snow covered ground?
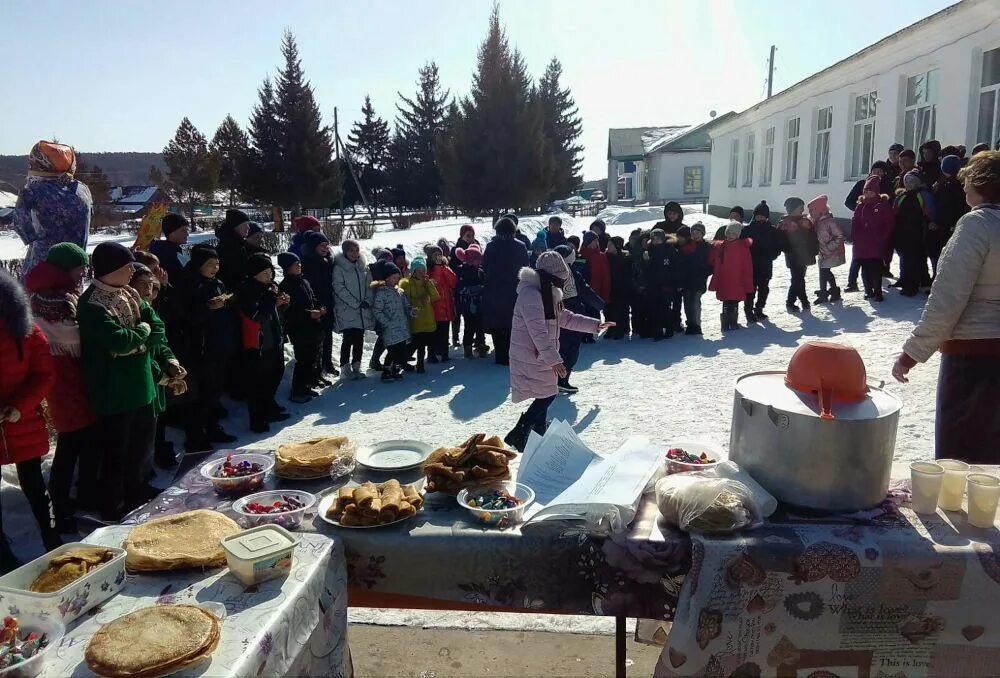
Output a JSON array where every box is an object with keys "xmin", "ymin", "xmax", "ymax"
[{"xmin": 0, "ymin": 205, "xmax": 939, "ymax": 635}]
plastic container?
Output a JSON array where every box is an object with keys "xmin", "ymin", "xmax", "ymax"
[
  {"xmin": 201, "ymin": 454, "xmax": 274, "ymax": 496},
  {"xmin": 0, "ymin": 543, "xmax": 126, "ymax": 625},
  {"xmin": 967, "ymin": 473, "xmax": 1000, "ymax": 528},
  {"xmin": 221, "ymin": 525, "xmax": 299, "ymax": 586},
  {"xmin": 457, "ymin": 481, "xmax": 535, "ymax": 528},
  {"xmin": 665, "ymin": 441, "xmax": 723, "ymax": 475},
  {"xmin": 910, "ymin": 461, "xmax": 944, "ymax": 514},
  {"xmin": 232, "ymin": 490, "xmax": 316, "ymax": 530},
  {"xmin": 0, "ymin": 615, "xmax": 65, "ymax": 678}
]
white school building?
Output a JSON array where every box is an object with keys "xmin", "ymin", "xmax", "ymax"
[{"xmin": 707, "ymin": 0, "xmax": 1000, "ymax": 221}]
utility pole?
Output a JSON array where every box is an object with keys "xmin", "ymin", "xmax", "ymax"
[
  {"xmin": 334, "ymin": 107, "xmax": 343, "ymax": 221},
  {"xmin": 767, "ymin": 45, "xmax": 776, "ymax": 99}
]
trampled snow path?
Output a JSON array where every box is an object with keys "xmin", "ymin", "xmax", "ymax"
[{"xmin": 0, "ymin": 206, "xmax": 940, "ymax": 635}]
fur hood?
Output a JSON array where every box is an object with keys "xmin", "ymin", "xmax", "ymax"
[
  {"xmin": 516, "ymin": 267, "xmax": 564, "ymax": 306},
  {"xmin": 0, "ymin": 269, "xmax": 33, "ymax": 338},
  {"xmin": 856, "ymin": 193, "xmax": 890, "ymax": 205},
  {"xmin": 333, "ymin": 251, "xmax": 367, "ymax": 269}
]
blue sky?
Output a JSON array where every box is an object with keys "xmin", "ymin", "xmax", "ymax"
[{"xmin": 2, "ymin": 0, "xmax": 955, "ymax": 181}]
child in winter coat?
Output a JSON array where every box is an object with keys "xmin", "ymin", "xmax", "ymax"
[
  {"xmin": 893, "ymin": 171, "xmax": 936, "ymax": 296},
  {"xmin": 740, "ymin": 201, "xmax": 781, "ymax": 322},
  {"xmin": 654, "ymin": 201, "xmax": 685, "ymax": 235},
  {"xmin": 642, "ymin": 228, "xmax": 676, "ymax": 340},
  {"xmin": 579, "ymin": 231, "xmax": 611, "ymax": 303},
  {"xmin": 239, "ymin": 254, "xmax": 290, "ymax": 433},
  {"xmin": 301, "ymin": 231, "xmax": 336, "ymax": 380},
  {"xmin": 0, "ymin": 269, "xmax": 59, "ymax": 562},
  {"xmin": 625, "ymin": 229, "xmax": 648, "ymax": 337},
  {"xmin": 672, "ymin": 225, "xmax": 712, "ymax": 334},
  {"xmin": 929, "ymin": 155, "xmax": 969, "ymax": 278},
  {"xmin": 851, "ymin": 175, "xmax": 895, "ymax": 302},
  {"xmin": 371, "ymin": 262, "xmax": 413, "ymax": 381},
  {"xmin": 589, "ymin": 219, "xmax": 611, "ymax": 251},
  {"xmin": 529, "ymin": 230, "xmax": 548, "ymax": 268},
  {"xmin": 709, "ymin": 221, "xmax": 755, "ymax": 331},
  {"xmin": 777, "ymin": 197, "xmax": 820, "ymax": 312},
  {"xmin": 333, "ymin": 240, "xmax": 373, "ymax": 379},
  {"xmin": 288, "ymin": 215, "xmax": 322, "ymax": 258},
  {"xmin": 504, "ymin": 252, "xmax": 606, "ymax": 451},
  {"xmin": 455, "ymin": 244, "xmax": 488, "ymax": 358},
  {"xmin": 22, "ymin": 243, "xmax": 97, "ymax": 530},
  {"xmin": 399, "ymin": 257, "xmax": 440, "ymax": 373},
  {"xmin": 808, "ymin": 194, "xmax": 846, "ymax": 303},
  {"xmin": 278, "ymin": 252, "xmax": 325, "ymax": 403},
  {"xmin": 426, "ymin": 246, "xmax": 457, "ymax": 362},
  {"xmin": 604, "ymin": 236, "xmax": 632, "ymax": 339},
  {"xmin": 78, "ymin": 242, "xmax": 156, "ymax": 521}
]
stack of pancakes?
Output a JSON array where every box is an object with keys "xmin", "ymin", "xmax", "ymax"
[
  {"xmin": 85, "ymin": 605, "xmax": 220, "ymax": 677},
  {"xmin": 275, "ymin": 436, "xmax": 351, "ymax": 479},
  {"xmin": 122, "ymin": 510, "xmax": 240, "ymax": 572},
  {"xmin": 29, "ymin": 547, "xmax": 116, "ymax": 593},
  {"xmin": 423, "ymin": 434, "xmax": 516, "ymax": 494}
]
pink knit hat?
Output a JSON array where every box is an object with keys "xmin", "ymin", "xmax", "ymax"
[
  {"xmin": 807, "ymin": 194, "xmax": 829, "ymax": 215},
  {"xmin": 535, "ymin": 250, "xmax": 570, "ymax": 280},
  {"xmin": 455, "ymin": 244, "xmax": 482, "ymax": 266},
  {"xmin": 863, "ymin": 175, "xmax": 881, "ymax": 194}
]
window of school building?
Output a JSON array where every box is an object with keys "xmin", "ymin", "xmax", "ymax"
[
  {"xmin": 904, "ymin": 69, "xmax": 937, "ymax": 151},
  {"xmin": 743, "ymin": 132, "xmax": 755, "ymax": 187},
  {"xmin": 760, "ymin": 126, "xmax": 775, "ymax": 186},
  {"xmin": 684, "ymin": 166, "xmax": 704, "ymax": 194},
  {"xmin": 977, "ymin": 47, "xmax": 1000, "ymax": 147},
  {"xmin": 850, "ymin": 91, "xmax": 877, "ymax": 179},
  {"xmin": 783, "ymin": 117, "xmax": 800, "ymax": 183},
  {"xmin": 812, "ymin": 106, "xmax": 833, "ymax": 181},
  {"xmin": 728, "ymin": 138, "xmax": 739, "ymax": 188}
]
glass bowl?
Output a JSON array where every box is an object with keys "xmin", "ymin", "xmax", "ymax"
[
  {"xmin": 201, "ymin": 454, "xmax": 274, "ymax": 495},
  {"xmin": 232, "ymin": 490, "xmax": 316, "ymax": 530},
  {"xmin": 457, "ymin": 481, "xmax": 534, "ymax": 528}
]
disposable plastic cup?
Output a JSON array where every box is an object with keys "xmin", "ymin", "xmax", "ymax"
[
  {"xmin": 937, "ymin": 459, "xmax": 970, "ymax": 511},
  {"xmin": 910, "ymin": 462, "xmax": 944, "ymax": 514},
  {"xmin": 966, "ymin": 473, "xmax": 1000, "ymax": 528}
]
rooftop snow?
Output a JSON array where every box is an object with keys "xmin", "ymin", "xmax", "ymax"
[{"xmin": 608, "ymin": 126, "xmax": 690, "ymax": 160}]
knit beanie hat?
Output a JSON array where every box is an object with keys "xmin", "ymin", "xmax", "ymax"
[
  {"xmin": 247, "ymin": 253, "xmax": 274, "ymax": 277},
  {"xmin": 189, "ymin": 245, "xmax": 219, "ymax": 273},
  {"xmin": 870, "ymin": 160, "xmax": 888, "ymax": 172},
  {"xmin": 46, "ymin": 242, "xmax": 88, "ymax": 271},
  {"xmin": 941, "ymin": 155, "xmax": 962, "ymax": 176},
  {"xmin": 410, "ymin": 256, "xmax": 427, "ymax": 273},
  {"xmin": 807, "ymin": 194, "xmax": 829, "ymax": 216},
  {"xmin": 783, "ymin": 197, "xmax": 805, "ymax": 212},
  {"xmin": 609, "ymin": 235, "xmax": 625, "ymax": 251},
  {"xmin": 731, "ymin": 205, "xmax": 746, "ymax": 221},
  {"xmin": 303, "ymin": 230, "xmax": 330, "ymax": 253},
  {"xmin": 554, "ymin": 244, "xmax": 575, "ymax": 265},
  {"xmin": 436, "ymin": 238, "xmax": 451, "ymax": 256},
  {"xmin": 863, "ymin": 175, "xmax": 881, "ymax": 194},
  {"xmin": 676, "ymin": 225, "xmax": 692, "ymax": 240},
  {"xmin": 690, "ymin": 222, "xmax": 706, "ymax": 236},
  {"xmin": 246, "ymin": 221, "xmax": 263, "ymax": 237},
  {"xmin": 724, "ymin": 221, "xmax": 743, "ymax": 239},
  {"xmin": 650, "ymin": 228, "xmax": 667, "ymax": 242},
  {"xmin": 293, "ymin": 215, "xmax": 322, "ymax": 233},
  {"xmin": 590, "ymin": 219, "xmax": 607, "ymax": 234},
  {"xmin": 277, "ymin": 252, "xmax": 300, "ymax": 272},
  {"xmin": 535, "ymin": 250, "xmax": 570, "ymax": 280},
  {"xmin": 664, "ymin": 201, "xmax": 682, "ymax": 217},
  {"xmin": 222, "ymin": 208, "xmax": 250, "ymax": 232},
  {"xmin": 753, "ymin": 201, "xmax": 769, "ymax": 219},
  {"xmin": 374, "ymin": 260, "xmax": 401, "ymax": 281},
  {"xmin": 456, "ymin": 244, "xmax": 482, "ymax": 266},
  {"xmin": 582, "ymin": 231, "xmax": 598, "ymax": 248},
  {"xmin": 129, "ymin": 263, "xmax": 152, "ymax": 285},
  {"xmin": 903, "ymin": 171, "xmax": 923, "ymax": 190},
  {"xmin": 494, "ymin": 217, "xmax": 516, "ymax": 236},
  {"xmin": 390, "ymin": 246, "xmax": 406, "ymax": 261},
  {"xmin": 91, "ymin": 242, "xmax": 135, "ymax": 278},
  {"xmin": 424, "ymin": 245, "xmax": 443, "ymax": 260},
  {"xmin": 889, "ymin": 143, "xmax": 904, "ymax": 153},
  {"xmin": 532, "ymin": 229, "xmax": 548, "ymax": 251},
  {"xmin": 377, "ymin": 249, "xmax": 394, "ymax": 262},
  {"xmin": 502, "ymin": 212, "xmax": 519, "ymax": 225},
  {"xmin": 459, "ymin": 224, "xmax": 475, "ymax": 239},
  {"xmin": 161, "ymin": 213, "xmax": 189, "ymax": 237}
]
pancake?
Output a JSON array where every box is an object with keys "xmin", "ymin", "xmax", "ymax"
[
  {"xmin": 85, "ymin": 605, "xmax": 220, "ymax": 678},
  {"xmin": 29, "ymin": 547, "xmax": 116, "ymax": 593},
  {"xmin": 122, "ymin": 510, "xmax": 240, "ymax": 572},
  {"xmin": 275, "ymin": 436, "xmax": 351, "ymax": 478}
]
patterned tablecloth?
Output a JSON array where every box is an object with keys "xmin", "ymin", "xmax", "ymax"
[
  {"xmin": 655, "ymin": 482, "xmax": 1000, "ymax": 677},
  {"xmin": 129, "ymin": 450, "xmax": 692, "ymax": 622},
  {"xmin": 41, "ymin": 526, "xmax": 352, "ymax": 677}
]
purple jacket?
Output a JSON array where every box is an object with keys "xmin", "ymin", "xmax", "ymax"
[
  {"xmin": 509, "ymin": 268, "xmax": 599, "ymax": 403},
  {"xmin": 851, "ymin": 195, "xmax": 895, "ymax": 260},
  {"xmin": 12, "ymin": 178, "xmax": 92, "ymax": 277}
]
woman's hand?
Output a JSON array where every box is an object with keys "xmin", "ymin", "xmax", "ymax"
[
  {"xmin": 309, "ymin": 309, "xmax": 323, "ymax": 320},
  {"xmin": 598, "ymin": 322, "xmax": 616, "ymax": 331},
  {"xmin": 207, "ymin": 296, "xmax": 226, "ymax": 310},
  {"xmin": 552, "ymin": 363, "xmax": 567, "ymax": 379},
  {"xmin": 892, "ymin": 355, "xmax": 912, "ymax": 383}
]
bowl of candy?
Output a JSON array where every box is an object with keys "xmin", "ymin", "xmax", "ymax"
[
  {"xmin": 232, "ymin": 490, "xmax": 317, "ymax": 530},
  {"xmin": 457, "ymin": 481, "xmax": 534, "ymax": 528},
  {"xmin": 665, "ymin": 441, "xmax": 723, "ymax": 475},
  {"xmin": 201, "ymin": 454, "xmax": 274, "ymax": 495},
  {"xmin": 0, "ymin": 614, "xmax": 64, "ymax": 678}
]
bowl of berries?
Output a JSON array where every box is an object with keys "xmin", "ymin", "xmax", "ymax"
[
  {"xmin": 665, "ymin": 442, "xmax": 723, "ymax": 475},
  {"xmin": 456, "ymin": 481, "xmax": 534, "ymax": 528},
  {"xmin": 232, "ymin": 490, "xmax": 317, "ymax": 530},
  {"xmin": 201, "ymin": 454, "xmax": 274, "ymax": 496}
]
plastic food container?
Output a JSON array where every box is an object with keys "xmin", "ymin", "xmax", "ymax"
[
  {"xmin": 665, "ymin": 441, "xmax": 723, "ymax": 475},
  {"xmin": 201, "ymin": 454, "xmax": 274, "ymax": 496},
  {"xmin": 0, "ymin": 543, "xmax": 126, "ymax": 625},
  {"xmin": 231, "ymin": 490, "xmax": 316, "ymax": 530},
  {"xmin": 457, "ymin": 481, "xmax": 535, "ymax": 528},
  {"xmin": 221, "ymin": 525, "xmax": 299, "ymax": 586},
  {"xmin": 0, "ymin": 615, "xmax": 65, "ymax": 678}
]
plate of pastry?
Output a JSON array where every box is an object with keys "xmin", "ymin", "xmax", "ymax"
[{"xmin": 318, "ymin": 480, "xmax": 423, "ymax": 528}]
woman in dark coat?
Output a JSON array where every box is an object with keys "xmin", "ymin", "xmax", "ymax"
[
  {"xmin": 482, "ymin": 217, "xmax": 529, "ymax": 365},
  {"xmin": 215, "ymin": 209, "xmax": 252, "ymax": 292},
  {"xmin": 928, "ymin": 155, "xmax": 970, "ymax": 279},
  {"xmin": 301, "ymin": 231, "xmax": 337, "ymax": 378}
]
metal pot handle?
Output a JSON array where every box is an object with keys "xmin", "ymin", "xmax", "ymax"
[
  {"xmin": 767, "ymin": 405, "xmax": 790, "ymax": 430},
  {"xmin": 868, "ymin": 379, "xmax": 886, "ymax": 390}
]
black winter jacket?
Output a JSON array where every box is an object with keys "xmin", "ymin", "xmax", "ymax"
[
  {"xmin": 302, "ymin": 252, "xmax": 334, "ymax": 331},
  {"xmin": 741, "ymin": 221, "xmax": 782, "ymax": 282},
  {"xmin": 279, "ymin": 274, "xmax": 322, "ymax": 345}
]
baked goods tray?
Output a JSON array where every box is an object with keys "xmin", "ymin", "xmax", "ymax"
[{"xmin": 0, "ymin": 543, "xmax": 127, "ymax": 624}]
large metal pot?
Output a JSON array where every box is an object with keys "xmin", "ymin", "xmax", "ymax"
[{"xmin": 729, "ymin": 371, "xmax": 902, "ymax": 512}]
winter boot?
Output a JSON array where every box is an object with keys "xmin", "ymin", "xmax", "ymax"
[
  {"xmin": 786, "ymin": 303, "xmax": 800, "ymax": 314},
  {"xmin": 801, "ymin": 300, "xmax": 812, "ymax": 311},
  {"xmin": 381, "ymin": 367, "xmax": 395, "ymax": 382},
  {"xmin": 720, "ymin": 312, "xmax": 729, "ymax": 332},
  {"xmin": 324, "ymin": 364, "xmax": 340, "ymax": 377},
  {"xmin": 289, "ymin": 392, "xmax": 313, "ymax": 404},
  {"xmin": 475, "ymin": 344, "xmax": 492, "ymax": 358},
  {"xmin": 427, "ymin": 354, "xmax": 440, "ymax": 364},
  {"xmin": 729, "ymin": 306, "xmax": 743, "ymax": 330},
  {"xmin": 464, "ymin": 345, "xmax": 475, "ymax": 359},
  {"xmin": 503, "ymin": 415, "xmax": 532, "ymax": 453},
  {"xmin": 531, "ymin": 418, "xmax": 549, "ymax": 437},
  {"xmin": 814, "ymin": 291, "xmax": 830, "ymax": 304},
  {"xmin": 351, "ymin": 362, "xmax": 366, "ymax": 380},
  {"xmin": 829, "ymin": 286, "xmax": 842, "ymax": 302},
  {"xmin": 557, "ymin": 378, "xmax": 579, "ymax": 394},
  {"xmin": 208, "ymin": 427, "xmax": 237, "ymax": 444},
  {"xmin": 754, "ymin": 306, "xmax": 769, "ymax": 321},
  {"xmin": 315, "ymin": 374, "xmax": 335, "ymax": 387},
  {"xmin": 744, "ymin": 306, "xmax": 757, "ymax": 324}
]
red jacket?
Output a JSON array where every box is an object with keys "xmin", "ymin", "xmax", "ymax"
[
  {"xmin": 709, "ymin": 238, "xmax": 755, "ymax": 302},
  {"xmin": 851, "ymin": 195, "xmax": 895, "ymax": 260},
  {"xmin": 579, "ymin": 247, "xmax": 611, "ymax": 302},
  {"xmin": 0, "ymin": 324, "xmax": 55, "ymax": 464},
  {"xmin": 429, "ymin": 264, "xmax": 457, "ymax": 322}
]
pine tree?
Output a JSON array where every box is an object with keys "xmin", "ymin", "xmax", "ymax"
[
  {"xmin": 210, "ymin": 115, "xmax": 249, "ymax": 206},
  {"xmin": 147, "ymin": 165, "xmax": 165, "ymax": 187},
  {"xmin": 245, "ymin": 31, "xmax": 342, "ymax": 216},
  {"xmin": 394, "ymin": 62, "xmax": 450, "ymax": 208},
  {"xmin": 538, "ymin": 57, "xmax": 583, "ymax": 201},
  {"xmin": 162, "ymin": 117, "xmax": 219, "ymax": 223},
  {"xmin": 384, "ymin": 131, "xmax": 413, "ymax": 213},
  {"xmin": 346, "ymin": 95, "xmax": 391, "ymax": 210},
  {"xmin": 438, "ymin": 8, "xmax": 551, "ymax": 217},
  {"xmin": 75, "ymin": 157, "xmax": 112, "ymax": 204}
]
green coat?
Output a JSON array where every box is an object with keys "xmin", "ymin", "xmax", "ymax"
[
  {"xmin": 145, "ymin": 305, "xmax": 178, "ymax": 416},
  {"xmin": 78, "ymin": 285, "xmax": 156, "ymax": 416},
  {"xmin": 399, "ymin": 276, "xmax": 439, "ymax": 334}
]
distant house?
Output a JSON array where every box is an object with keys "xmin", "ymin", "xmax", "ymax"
[
  {"xmin": 607, "ymin": 114, "xmax": 734, "ymax": 206},
  {"xmin": 108, "ymin": 185, "xmax": 165, "ymax": 218}
]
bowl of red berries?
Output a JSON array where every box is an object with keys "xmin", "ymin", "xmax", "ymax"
[
  {"xmin": 201, "ymin": 454, "xmax": 274, "ymax": 496},
  {"xmin": 232, "ymin": 490, "xmax": 317, "ymax": 530},
  {"xmin": 665, "ymin": 442, "xmax": 722, "ymax": 475}
]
